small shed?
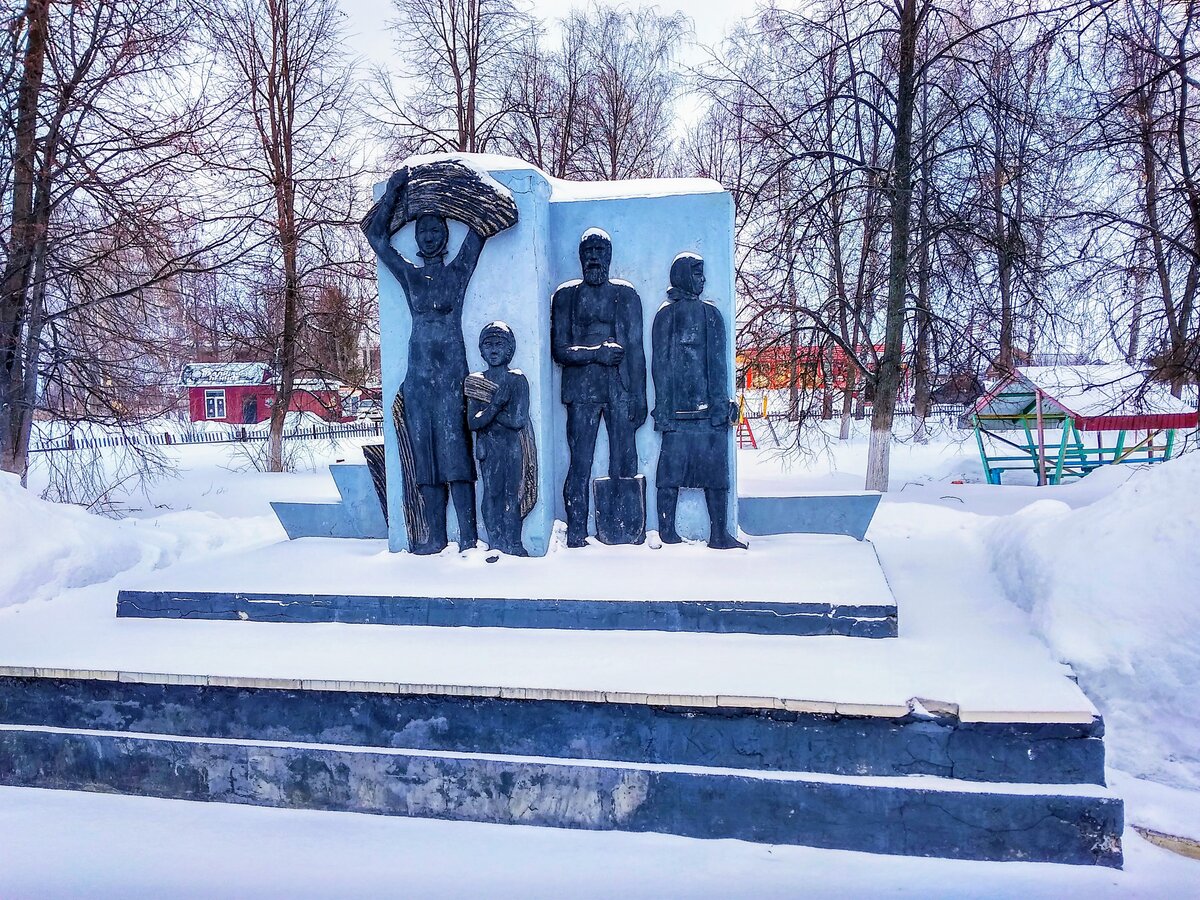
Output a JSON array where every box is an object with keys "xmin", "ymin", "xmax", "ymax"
[
  {"xmin": 969, "ymin": 364, "xmax": 1197, "ymax": 485},
  {"xmin": 180, "ymin": 363, "xmax": 347, "ymax": 425}
]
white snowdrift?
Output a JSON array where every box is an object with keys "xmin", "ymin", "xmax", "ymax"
[
  {"xmin": 0, "ymin": 473, "xmax": 271, "ymax": 610},
  {"xmin": 987, "ymin": 453, "xmax": 1200, "ymax": 789}
]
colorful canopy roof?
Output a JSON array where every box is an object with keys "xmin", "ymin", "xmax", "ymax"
[{"xmin": 971, "ymin": 364, "xmax": 1198, "ymax": 432}]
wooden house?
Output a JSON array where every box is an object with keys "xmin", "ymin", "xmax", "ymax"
[{"xmin": 179, "ymin": 363, "xmax": 348, "ymax": 425}]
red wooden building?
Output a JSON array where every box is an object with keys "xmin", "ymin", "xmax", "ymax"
[
  {"xmin": 738, "ymin": 344, "xmax": 898, "ymax": 393},
  {"xmin": 179, "ymin": 363, "xmax": 348, "ymax": 425}
]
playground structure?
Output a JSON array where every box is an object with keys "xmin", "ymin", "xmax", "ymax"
[
  {"xmin": 969, "ymin": 364, "xmax": 1197, "ymax": 485},
  {"xmin": 736, "ymin": 394, "xmax": 759, "ymax": 448}
]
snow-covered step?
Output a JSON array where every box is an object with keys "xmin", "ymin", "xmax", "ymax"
[
  {"xmin": 0, "ymin": 672, "xmax": 1105, "ymax": 786},
  {"xmin": 113, "ymin": 534, "xmax": 899, "ymax": 637},
  {"xmin": 0, "ymin": 722, "xmax": 1122, "ymax": 866}
]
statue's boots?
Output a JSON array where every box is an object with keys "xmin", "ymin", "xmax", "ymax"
[
  {"xmin": 656, "ymin": 486, "xmax": 683, "ymax": 543},
  {"xmin": 706, "ymin": 489, "xmax": 747, "ymax": 550},
  {"xmin": 564, "ymin": 489, "xmax": 589, "ymax": 547},
  {"xmin": 413, "ymin": 485, "xmax": 449, "ymax": 554}
]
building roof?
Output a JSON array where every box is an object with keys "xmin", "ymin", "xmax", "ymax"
[
  {"xmin": 179, "ymin": 363, "xmax": 345, "ymax": 393},
  {"xmin": 972, "ymin": 364, "xmax": 1198, "ymax": 432},
  {"xmin": 293, "ymin": 378, "xmax": 344, "ymax": 392},
  {"xmin": 179, "ymin": 362, "xmax": 272, "ymax": 388}
]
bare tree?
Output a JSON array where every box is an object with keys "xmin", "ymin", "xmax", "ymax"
[
  {"xmin": 496, "ymin": 14, "xmax": 593, "ymax": 178},
  {"xmin": 573, "ymin": 3, "xmax": 689, "ymax": 180},
  {"xmin": 373, "ymin": 0, "xmax": 534, "ymax": 158},
  {"xmin": 489, "ymin": 3, "xmax": 689, "ymax": 181},
  {"xmin": 696, "ymin": 0, "xmax": 1101, "ymax": 488},
  {"xmin": 1076, "ymin": 0, "xmax": 1200, "ymax": 395},
  {"xmin": 208, "ymin": 0, "xmax": 362, "ymax": 471},
  {"xmin": 1, "ymin": 0, "xmax": 237, "ymax": 483}
]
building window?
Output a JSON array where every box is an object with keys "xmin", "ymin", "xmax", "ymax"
[{"xmin": 204, "ymin": 389, "xmax": 227, "ymax": 419}]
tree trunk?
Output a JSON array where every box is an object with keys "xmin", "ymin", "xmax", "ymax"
[
  {"xmin": 787, "ymin": 272, "xmax": 800, "ymax": 421},
  {"xmin": 1126, "ymin": 237, "xmax": 1147, "ymax": 364},
  {"xmin": 865, "ymin": 0, "xmax": 919, "ymax": 492},
  {"xmin": 912, "ymin": 60, "xmax": 934, "ymax": 442},
  {"xmin": 994, "ymin": 126, "xmax": 1014, "ymax": 373},
  {"xmin": 266, "ymin": 276, "xmax": 299, "ymax": 472},
  {"xmin": 1171, "ymin": 24, "xmax": 1200, "ymax": 398},
  {"xmin": 0, "ymin": 0, "xmax": 50, "ymax": 477},
  {"xmin": 821, "ymin": 347, "xmax": 834, "ymax": 420},
  {"xmin": 266, "ymin": 198, "xmax": 301, "ymax": 471},
  {"xmin": 15, "ymin": 248, "xmax": 49, "ymax": 485},
  {"xmin": 842, "ymin": 302, "xmax": 863, "ymax": 439},
  {"xmin": 912, "ymin": 186, "xmax": 933, "ymax": 442},
  {"xmin": 839, "ymin": 363, "xmax": 856, "ymax": 440},
  {"xmin": 912, "ymin": 282, "xmax": 932, "ymax": 442}
]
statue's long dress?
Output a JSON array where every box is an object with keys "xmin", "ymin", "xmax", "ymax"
[{"xmin": 396, "ymin": 251, "xmax": 476, "ymax": 487}]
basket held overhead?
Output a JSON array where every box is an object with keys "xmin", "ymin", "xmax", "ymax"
[{"xmin": 360, "ymin": 160, "xmax": 519, "ymax": 239}]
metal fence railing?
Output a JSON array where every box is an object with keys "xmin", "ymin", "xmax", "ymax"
[
  {"xmin": 892, "ymin": 403, "xmax": 968, "ymax": 419},
  {"xmin": 32, "ymin": 401, "xmax": 971, "ymax": 455},
  {"xmin": 739, "ymin": 393, "xmax": 967, "ymax": 422},
  {"xmin": 30, "ymin": 420, "xmax": 385, "ymax": 454}
]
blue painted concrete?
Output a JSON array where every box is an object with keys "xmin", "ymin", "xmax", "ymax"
[
  {"xmin": 378, "ymin": 158, "xmax": 738, "ymax": 554},
  {"xmin": 738, "ymin": 492, "xmax": 882, "ymax": 540},
  {"xmin": 116, "ymin": 590, "xmax": 896, "ymax": 637},
  {"xmin": 271, "ymin": 464, "xmax": 387, "ymax": 540},
  {"xmin": 0, "ymin": 677, "xmax": 1105, "ymax": 786},
  {"xmin": 0, "ymin": 727, "xmax": 1122, "ymax": 865},
  {"xmin": 273, "ymin": 462, "xmax": 883, "ymax": 543}
]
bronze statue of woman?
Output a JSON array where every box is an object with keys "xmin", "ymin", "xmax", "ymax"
[{"xmin": 366, "ymin": 167, "xmax": 487, "ymax": 554}]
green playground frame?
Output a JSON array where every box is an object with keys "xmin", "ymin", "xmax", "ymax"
[
  {"xmin": 969, "ymin": 366, "xmax": 1197, "ymax": 486},
  {"xmin": 974, "ymin": 381, "xmax": 1190, "ymax": 489},
  {"xmin": 973, "ymin": 401, "xmax": 1177, "ymax": 485}
]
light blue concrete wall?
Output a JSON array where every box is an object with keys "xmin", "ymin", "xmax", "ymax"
[
  {"xmin": 378, "ymin": 158, "xmax": 736, "ymax": 552},
  {"xmin": 738, "ymin": 493, "xmax": 882, "ymax": 540},
  {"xmin": 270, "ymin": 465, "xmax": 387, "ymax": 540}
]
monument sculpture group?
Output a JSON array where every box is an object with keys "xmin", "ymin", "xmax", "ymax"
[
  {"xmin": 42, "ymin": 158, "xmax": 1117, "ymax": 876},
  {"xmin": 365, "ymin": 156, "xmax": 743, "ymax": 556}
]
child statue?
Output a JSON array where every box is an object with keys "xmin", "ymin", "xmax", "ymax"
[
  {"xmin": 464, "ymin": 322, "xmax": 537, "ymax": 556},
  {"xmin": 651, "ymin": 253, "xmax": 747, "ymax": 549}
]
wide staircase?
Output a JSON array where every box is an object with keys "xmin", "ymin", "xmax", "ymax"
[{"xmin": 0, "ymin": 666, "xmax": 1121, "ymax": 866}]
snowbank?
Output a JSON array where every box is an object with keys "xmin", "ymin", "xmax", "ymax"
[
  {"xmin": 986, "ymin": 454, "xmax": 1200, "ymax": 789},
  {"xmin": 0, "ymin": 473, "xmax": 271, "ymax": 610}
]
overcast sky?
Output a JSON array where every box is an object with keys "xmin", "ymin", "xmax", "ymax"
[{"xmin": 336, "ymin": 0, "xmax": 747, "ymax": 71}]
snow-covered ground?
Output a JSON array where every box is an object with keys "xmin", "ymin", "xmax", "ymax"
[
  {"xmin": 0, "ymin": 782, "xmax": 1196, "ymax": 900},
  {"xmin": 2, "ymin": 421, "xmax": 1198, "ymax": 895}
]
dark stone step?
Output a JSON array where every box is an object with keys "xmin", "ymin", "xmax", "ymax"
[
  {"xmin": 116, "ymin": 589, "xmax": 897, "ymax": 637},
  {"xmin": 0, "ymin": 726, "xmax": 1123, "ymax": 867},
  {"xmin": 0, "ymin": 676, "xmax": 1106, "ymax": 786}
]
